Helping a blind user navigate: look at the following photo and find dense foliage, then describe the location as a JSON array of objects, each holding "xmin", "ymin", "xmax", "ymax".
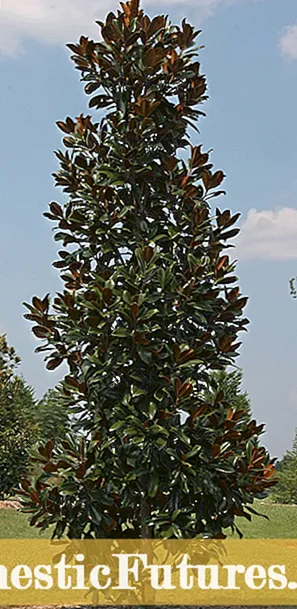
[
  {"xmin": 0, "ymin": 335, "xmax": 37, "ymax": 499},
  {"xmin": 20, "ymin": 0, "xmax": 276, "ymax": 538}
]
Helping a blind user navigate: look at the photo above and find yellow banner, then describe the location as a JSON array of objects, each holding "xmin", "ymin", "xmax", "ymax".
[{"xmin": 0, "ymin": 539, "xmax": 297, "ymax": 605}]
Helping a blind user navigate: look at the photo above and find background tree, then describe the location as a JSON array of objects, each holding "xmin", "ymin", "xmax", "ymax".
[
  {"xmin": 272, "ymin": 429, "xmax": 297, "ymax": 504},
  {"xmin": 203, "ymin": 368, "xmax": 251, "ymax": 416},
  {"xmin": 34, "ymin": 385, "xmax": 73, "ymax": 442},
  {"xmin": 289, "ymin": 277, "xmax": 297, "ymax": 298},
  {"xmin": 20, "ymin": 0, "xmax": 276, "ymax": 539},
  {"xmin": 0, "ymin": 335, "xmax": 37, "ymax": 499}
]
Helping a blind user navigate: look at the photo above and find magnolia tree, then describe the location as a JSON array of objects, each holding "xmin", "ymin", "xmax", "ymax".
[{"xmin": 20, "ymin": 0, "xmax": 276, "ymax": 538}]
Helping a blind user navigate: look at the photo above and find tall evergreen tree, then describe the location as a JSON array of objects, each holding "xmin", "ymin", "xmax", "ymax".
[{"xmin": 20, "ymin": 0, "xmax": 276, "ymax": 539}]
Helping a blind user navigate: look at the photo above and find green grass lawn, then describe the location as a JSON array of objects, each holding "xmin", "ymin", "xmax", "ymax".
[
  {"xmin": 0, "ymin": 509, "xmax": 51, "ymax": 538},
  {"xmin": 0, "ymin": 501, "xmax": 297, "ymax": 538},
  {"xmin": 228, "ymin": 501, "xmax": 297, "ymax": 538}
]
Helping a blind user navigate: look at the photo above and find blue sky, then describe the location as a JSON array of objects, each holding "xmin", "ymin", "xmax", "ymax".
[{"xmin": 1, "ymin": 0, "xmax": 297, "ymax": 458}]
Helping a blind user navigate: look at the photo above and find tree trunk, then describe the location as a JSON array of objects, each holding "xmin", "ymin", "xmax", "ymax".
[{"xmin": 140, "ymin": 495, "xmax": 152, "ymax": 539}]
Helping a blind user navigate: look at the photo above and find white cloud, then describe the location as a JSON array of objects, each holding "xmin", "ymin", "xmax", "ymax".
[
  {"xmin": 234, "ymin": 207, "xmax": 297, "ymax": 261},
  {"xmin": 0, "ymin": 0, "xmax": 111, "ymax": 56},
  {"xmin": 0, "ymin": 0, "xmax": 240, "ymax": 58},
  {"xmin": 279, "ymin": 23, "xmax": 297, "ymax": 61}
]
